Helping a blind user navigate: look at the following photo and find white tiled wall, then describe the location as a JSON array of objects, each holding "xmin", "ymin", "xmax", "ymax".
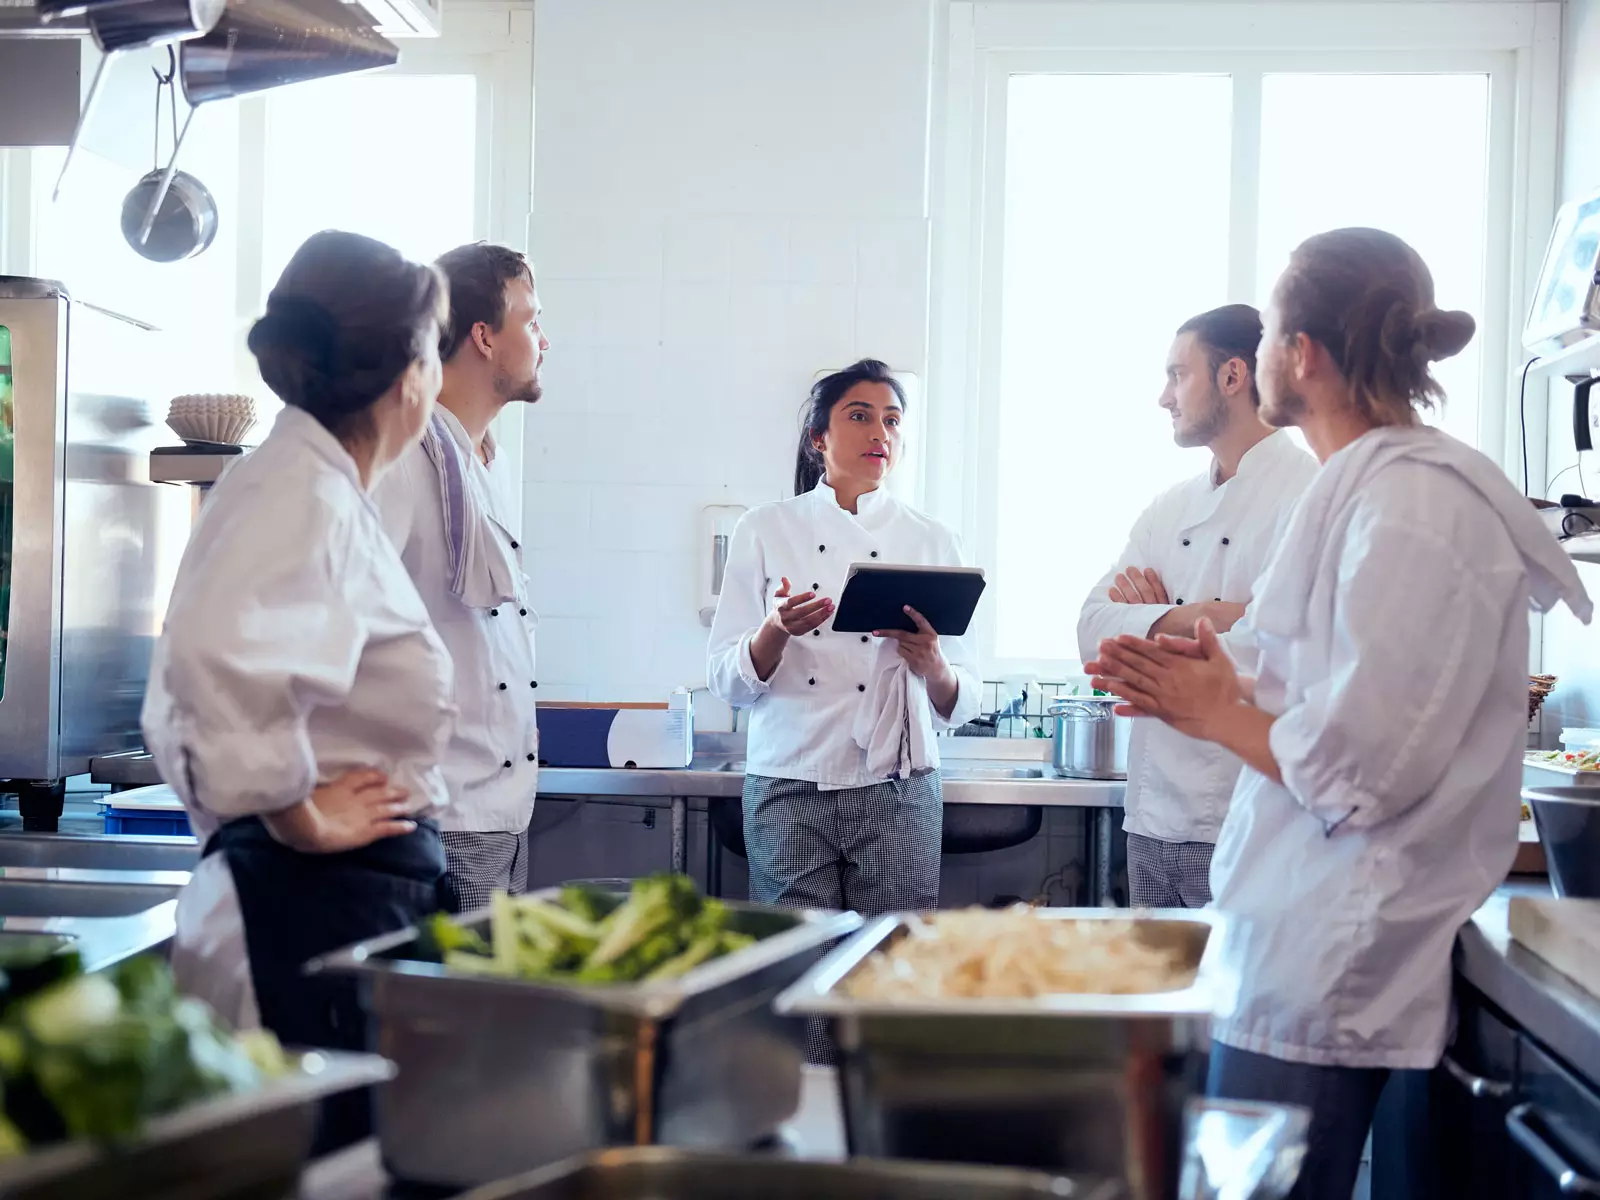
[{"xmin": 525, "ymin": 0, "xmax": 938, "ymax": 714}]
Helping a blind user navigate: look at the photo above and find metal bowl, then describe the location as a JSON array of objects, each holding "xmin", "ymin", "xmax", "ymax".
[{"xmin": 1523, "ymin": 788, "xmax": 1600, "ymax": 897}]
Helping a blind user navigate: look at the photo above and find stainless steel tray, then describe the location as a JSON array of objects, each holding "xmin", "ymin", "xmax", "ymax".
[
  {"xmin": 775, "ymin": 908, "xmax": 1230, "ymax": 1200},
  {"xmin": 311, "ymin": 891, "xmax": 863, "ymax": 1189},
  {"xmin": 0, "ymin": 1050, "xmax": 392, "ymax": 1200},
  {"xmin": 461, "ymin": 1147, "xmax": 1129, "ymax": 1200}
]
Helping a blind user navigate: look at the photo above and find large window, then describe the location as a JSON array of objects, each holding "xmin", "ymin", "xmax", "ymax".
[{"xmin": 940, "ymin": 5, "xmax": 1551, "ymax": 674}]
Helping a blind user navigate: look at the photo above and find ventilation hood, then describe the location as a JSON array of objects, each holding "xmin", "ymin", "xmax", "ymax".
[{"xmin": 0, "ymin": 0, "xmax": 437, "ymax": 41}]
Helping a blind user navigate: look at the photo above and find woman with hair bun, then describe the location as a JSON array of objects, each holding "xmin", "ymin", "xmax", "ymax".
[
  {"xmin": 706, "ymin": 359, "xmax": 981, "ymax": 1059},
  {"xmin": 142, "ymin": 230, "xmax": 452, "ymax": 1148},
  {"xmin": 1087, "ymin": 229, "xmax": 1592, "ymax": 1198}
]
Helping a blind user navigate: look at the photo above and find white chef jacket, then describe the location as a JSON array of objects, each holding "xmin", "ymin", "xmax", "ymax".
[
  {"xmin": 1077, "ymin": 431, "xmax": 1317, "ymax": 843},
  {"xmin": 372, "ymin": 408, "xmax": 539, "ymax": 834},
  {"xmin": 707, "ymin": 480, "xmax": 982, "ymax": 789},
  {"xmin": 1209, "ymin": 426, "xmax": 1591, "ymax": 1069},
  {"xmin": 141, "ymin": 405, "xmax": 455, "ymax": 1029}
]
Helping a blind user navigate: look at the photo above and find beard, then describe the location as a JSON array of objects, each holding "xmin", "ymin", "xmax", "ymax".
[
  {"xmin": 495, "ymin": 367, "xmax": 542, "ymax": 406},
  {"xmin": 1258, "ymin": 363, "xmax": 1307, "ymax": 428},
  {"xmin": 1173, "ymin": 385, "xmax": 1229, "ymax": 448}
]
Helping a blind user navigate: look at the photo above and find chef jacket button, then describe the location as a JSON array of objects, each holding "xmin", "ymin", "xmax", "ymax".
[
  {"xmin": 519, "ymin": 608, "xmax": 528, "ymax": 616},
  {"xmin": 808, "ymin": 678, "xmax": 816, "ymax": 686},
  {"xmin": 812, "ymin": 629, "xmax": 821, "ymax": 637},
  {"xmin": 527, "ymin": 753, "xmax": 536, "ymax": 762},
  {"xmin": 812, "ymin": 583, "xmax": 819, "ymax": 591},
  {"xmin": 530, "ymin": 680, "xmax": 538, "ymax": 689},
  {"xmin": 1181, "ymin": 539, "xmax": 1190, "ymax": 547},
  {"xmin": 819, "ymin": 544, "xmax": 826, "ymax": 552},
  {"xmin": 860, "ymin": 635, "xmax": 869, "ymax": 643},
  {"xmin": 857, "ymin": 684, "xmax": 866, "ymax": 693},
  {"xmin": 502, "ymin": 759, "xmax": 512, "ymax": 769},
  {"xmin": 1176, "ymin": 598, "xmax": 1185, "ymax": 605},
  {"xmin": 498, "ymin": 682, "xmax": 507, "ymax": 691},
  {"xmin": 870, "ymin": 550, "xmax": 879, "ymax": 558},
  {"xmin": 489, "ymin": 608, "xmax": 499, "ymax": 616},
  {"xmin": 1214, "ymin": 597, "xmax": 1222, "ymax": 602},
  {"xmin": 511, "ymin": 540, "xmax": 520, "ymax": 550},
  {"xmin": 1221, "ymin": 537, "xmax": 1231, "ymax": 545}
]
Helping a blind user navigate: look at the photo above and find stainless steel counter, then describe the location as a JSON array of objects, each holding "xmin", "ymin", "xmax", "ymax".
[
  {"xmin": 1455, "ymin": 886, "xmax": 1600, "ymax": 1086},
  {"xmin": 92, "ymin": 748, "xmax": 1127, "ymax": 904}
]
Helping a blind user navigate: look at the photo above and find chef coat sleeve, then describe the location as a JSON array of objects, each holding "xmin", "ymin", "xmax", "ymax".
[
  {"xmin": 706, "ymin": 512, "xmax": 772, "ymax": 708},
  {"xmin": 147, "ymin": 525, "xmax": 369, "ymax": 821},
  {"xmin": 1076, "ymin": 504, "xmax": 1176, "ymax": 660},
  {"xmin": 1266, "ymin": 519, "xmax": 1520, "ymax": 832},
  {"xmin": 932, "ymin": 528, "xmax": 982, "ymax": 730}
]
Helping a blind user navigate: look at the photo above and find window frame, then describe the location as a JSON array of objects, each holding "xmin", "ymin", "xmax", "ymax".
[{"xmin": 929, "ymin": 1, "xmax": 1562, "ymax": 680}]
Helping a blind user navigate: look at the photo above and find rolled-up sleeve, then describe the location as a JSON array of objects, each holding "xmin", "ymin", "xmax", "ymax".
[
  {"xmin": 143, "ymin": 539, "xmax": 367, "ymax": 821},
  {"xmin": 1268, "ymin": 522, "xmax": 1517, "ymax": 832},
  {"xmin": 1076, "ymin": 510, "xmax": 1173, "ymax": 661},
  {"xmin": 706, "ymin": 513, "xmax": 772, "ymax": 709}
]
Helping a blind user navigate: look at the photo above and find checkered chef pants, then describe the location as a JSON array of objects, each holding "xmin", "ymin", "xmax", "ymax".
[
  {"xmin": 742, "ymin": 771, "xmax": 942, "ymax": 1064},
  {"xmin": 1124, "ymin": 831, "xmax": 1214, "ymax": 909},
  {"xmin": 438, "ymin": 828, "xmax": 531, "ymax": 914}
]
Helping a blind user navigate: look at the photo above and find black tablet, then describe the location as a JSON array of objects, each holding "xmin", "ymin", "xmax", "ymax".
[{"xmin": 831, "ymin": 563, "xmax": 987, "ymax": 635}]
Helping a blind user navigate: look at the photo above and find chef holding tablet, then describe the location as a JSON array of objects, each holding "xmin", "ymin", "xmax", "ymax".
[{"xmin": 708, "ymin": 360, "xmax": 981, "ymax": 1006}]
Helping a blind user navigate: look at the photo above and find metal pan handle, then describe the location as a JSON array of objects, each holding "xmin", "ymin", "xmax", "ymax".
[
  {"xmin": 1506, "ymin": 1103, "xmax": 1600, "ymax": 1195},
  {"xmin": 1440, "ymin": 1051, "xmax": 1513, "ymax": 1100}
]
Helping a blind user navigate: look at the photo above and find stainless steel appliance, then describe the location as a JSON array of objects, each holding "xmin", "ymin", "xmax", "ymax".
[
  {"xmin": 1521, "ymin": 787, "xmax": 1600, "ymax": 897},
  {"xmin": 0, "ymin": 278, "xmax": 192, "ymax": 829},
  {"xmin": 1050, "ymin": 696, "xmax": 1133, "ymax": 780}
]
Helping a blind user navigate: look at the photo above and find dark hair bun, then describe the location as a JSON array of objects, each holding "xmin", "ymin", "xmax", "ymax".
[
  {"xmin": 1417, "ymin": 307, "xmax": 1476, "ymax": 362},
  {"xmin": 248, "ymin": 231, "xmax": 446, "ymax": 437}
]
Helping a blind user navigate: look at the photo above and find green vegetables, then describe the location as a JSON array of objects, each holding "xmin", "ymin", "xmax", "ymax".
[
  {"xmin": 425, "ymin": 873, "xmax": 757, "ymax": 985},
  {"xmin": 0, "ymin": 953, "xmax": 290, "ymax": 1158}
]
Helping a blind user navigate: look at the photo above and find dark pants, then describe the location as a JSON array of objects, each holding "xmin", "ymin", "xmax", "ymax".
[
  {"xmin": 1209, "ymin": 1043, "xmax": 1390, "ymax": 1200},
  {"xmin": 207, "ymin": 817, "xmax": 446, "ymax": 1153}
]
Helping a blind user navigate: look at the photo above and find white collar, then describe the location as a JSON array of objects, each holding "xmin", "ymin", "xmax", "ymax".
[
  {"xmin": 813, "ymin": 476, "xmax": 891, "ymax": 517},
  {"xmin": 273, "ymin": 405, "xmax": 365, "ymax": 492},
  {"xmin": 435, "ymin": 404, "xmax": 495, "ymax": 467}
]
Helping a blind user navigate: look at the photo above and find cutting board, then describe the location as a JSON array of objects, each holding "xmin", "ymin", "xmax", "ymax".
[{"xmin": 1508, "ymin": 895, "xmax": 1600, "ymax": 997}]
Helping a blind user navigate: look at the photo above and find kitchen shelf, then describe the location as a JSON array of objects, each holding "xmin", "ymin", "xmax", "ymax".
[
  {"xmin": 1529, "ymin": 337, "xmax": 1600, "ymax": 380},
  {"xmin": 1563, "ymin": 533, "xmax": 1600, "ymax": 564}
]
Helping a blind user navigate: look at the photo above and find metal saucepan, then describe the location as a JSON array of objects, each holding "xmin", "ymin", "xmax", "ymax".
[
  {"xmin": 121, "ymin": 166, "xmax": 217, "ymax": 262},
  {"xmin": 1048, "ymin": 696, "xmax": 1132, "ymax": 780}
]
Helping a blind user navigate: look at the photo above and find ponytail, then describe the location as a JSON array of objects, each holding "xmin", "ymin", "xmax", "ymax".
[{"xmin": 792, "ymin": 358, "xmax": 906, "ymax": 498}]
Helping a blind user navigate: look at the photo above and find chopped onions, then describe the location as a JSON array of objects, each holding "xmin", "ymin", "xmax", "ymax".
[{"xmin": 842, "ymin": 906, "xmax": 1197, "ymax": 1001}]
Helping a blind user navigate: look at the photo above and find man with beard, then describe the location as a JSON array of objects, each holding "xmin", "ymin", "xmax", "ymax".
[
  {"xmin": 374, "ymin": 242, "xmax": 548, "ymax": 910},
  {"xmin": 1084, "ymin": 229, "xmax": 1591, "ymax": 1199},
  {"xmin": 1077, "ymin": 304, "xmax": 1315, "ymax": 908}
]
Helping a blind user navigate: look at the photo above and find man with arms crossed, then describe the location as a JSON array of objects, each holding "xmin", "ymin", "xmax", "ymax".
[
  {"xmin": 374, "ymin": 242, "xmax": 549, "ymax": 910},
  {"xmin": 1077, "ymin": 304, "xmax": 1315, "ymax": 908}
]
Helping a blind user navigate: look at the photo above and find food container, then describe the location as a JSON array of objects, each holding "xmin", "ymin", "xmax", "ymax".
[
  {"xmin": 460, "ymin": 1146, "xmax": 1128, "ymax": 1200},
  {"xmin": 0, "ymin": 1050, "xmax": 391, "ymax": 1200},
  {"xmin": 1560, "ymin": 727, "xmax": 1600, "ymax": 750},
  {"xmin": 776, "ymin": 909, "xmax": 1232, "ymax": 1200},
  {"xmin": 311, "ymin": 893, "xmax": 863, "ymax": 1189},
  {"xmin": 1523, "ymin": 787, "xmax": 1600, "ymax": 897},
  {"xmin": 1049, "ymin": 697, "xmax": 1133, "ymax": 780}
]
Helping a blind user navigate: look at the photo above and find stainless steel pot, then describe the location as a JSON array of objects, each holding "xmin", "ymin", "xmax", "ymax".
[{"xmin": 1049, "ymin": 696, "xmax": 1132, "ymax": 780}]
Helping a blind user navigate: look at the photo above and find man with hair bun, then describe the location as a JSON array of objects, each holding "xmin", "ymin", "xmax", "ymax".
[
  {"xmin": 1088, "ymin": 228, "xmax": 1592, "ymax": 1198},
  {"xmin": 1078, "ymin": 303, "xmax": 1316, "ymax": 909},
  {"xmin": 373, "ymin": 242, "xmax": 548, "ymax": 912}
]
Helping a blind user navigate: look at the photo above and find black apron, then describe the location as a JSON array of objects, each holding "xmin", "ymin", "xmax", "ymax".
[{"xmin": 203, "ymin": 817, "xmax": 446, "ymax": 1153}]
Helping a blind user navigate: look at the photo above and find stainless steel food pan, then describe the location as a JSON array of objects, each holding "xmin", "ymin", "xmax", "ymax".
[
  {"xmin": 776, "ymin": 908, "xmax": 1231, "ymax": 1200},
  {"xmin": 311, "ymin": 891, "xmax": 862, "ymax": 1189},
  {"xmin": 0, "ymin": 1050, "xmax": 392, "ymax": 1200},
  {"xmin": 460, "ymin": 1146, "xmax": 1129, "ymax": 1200}
]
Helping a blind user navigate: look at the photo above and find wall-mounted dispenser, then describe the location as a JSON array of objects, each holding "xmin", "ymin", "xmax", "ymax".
[{"xmin": 698, "ymin": 504, "xmax": 747, "ymax": 626}]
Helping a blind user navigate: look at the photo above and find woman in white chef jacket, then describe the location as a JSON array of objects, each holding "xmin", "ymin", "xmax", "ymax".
[
  {"xmin": 707, "ymin": 358, "xmax": 981, "ymax": 942},
  {"xmin": 141, "ymin": 231, "xmax": 453, "ymax": 1149},
  {"xmin": 1087, "ymin": 229, "xmax": 1592, "ymax": 1200}
]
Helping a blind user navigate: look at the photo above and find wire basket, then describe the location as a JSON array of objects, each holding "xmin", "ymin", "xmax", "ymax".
[{"xmin": 1530, "ymin": 674, "xmax": 1557, "ymax": 724}]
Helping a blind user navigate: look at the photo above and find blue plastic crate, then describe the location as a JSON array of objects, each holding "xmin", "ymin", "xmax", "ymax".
[{"xmin": 103, "ymin": 808, "xmax": 192, "ymax": 837}]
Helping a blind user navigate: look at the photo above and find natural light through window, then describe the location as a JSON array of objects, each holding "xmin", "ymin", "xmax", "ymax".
[
  {"xmin": 996, "ymin": 74, "xmax": 1232, "ymax": 663},
  {"xmin": 261, "ymin": 74, "xmax": 478, "ymax": 302},
  {"xmin": 1256, "ymin": 73, "xmax": 1490, "ymax": 447}
]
